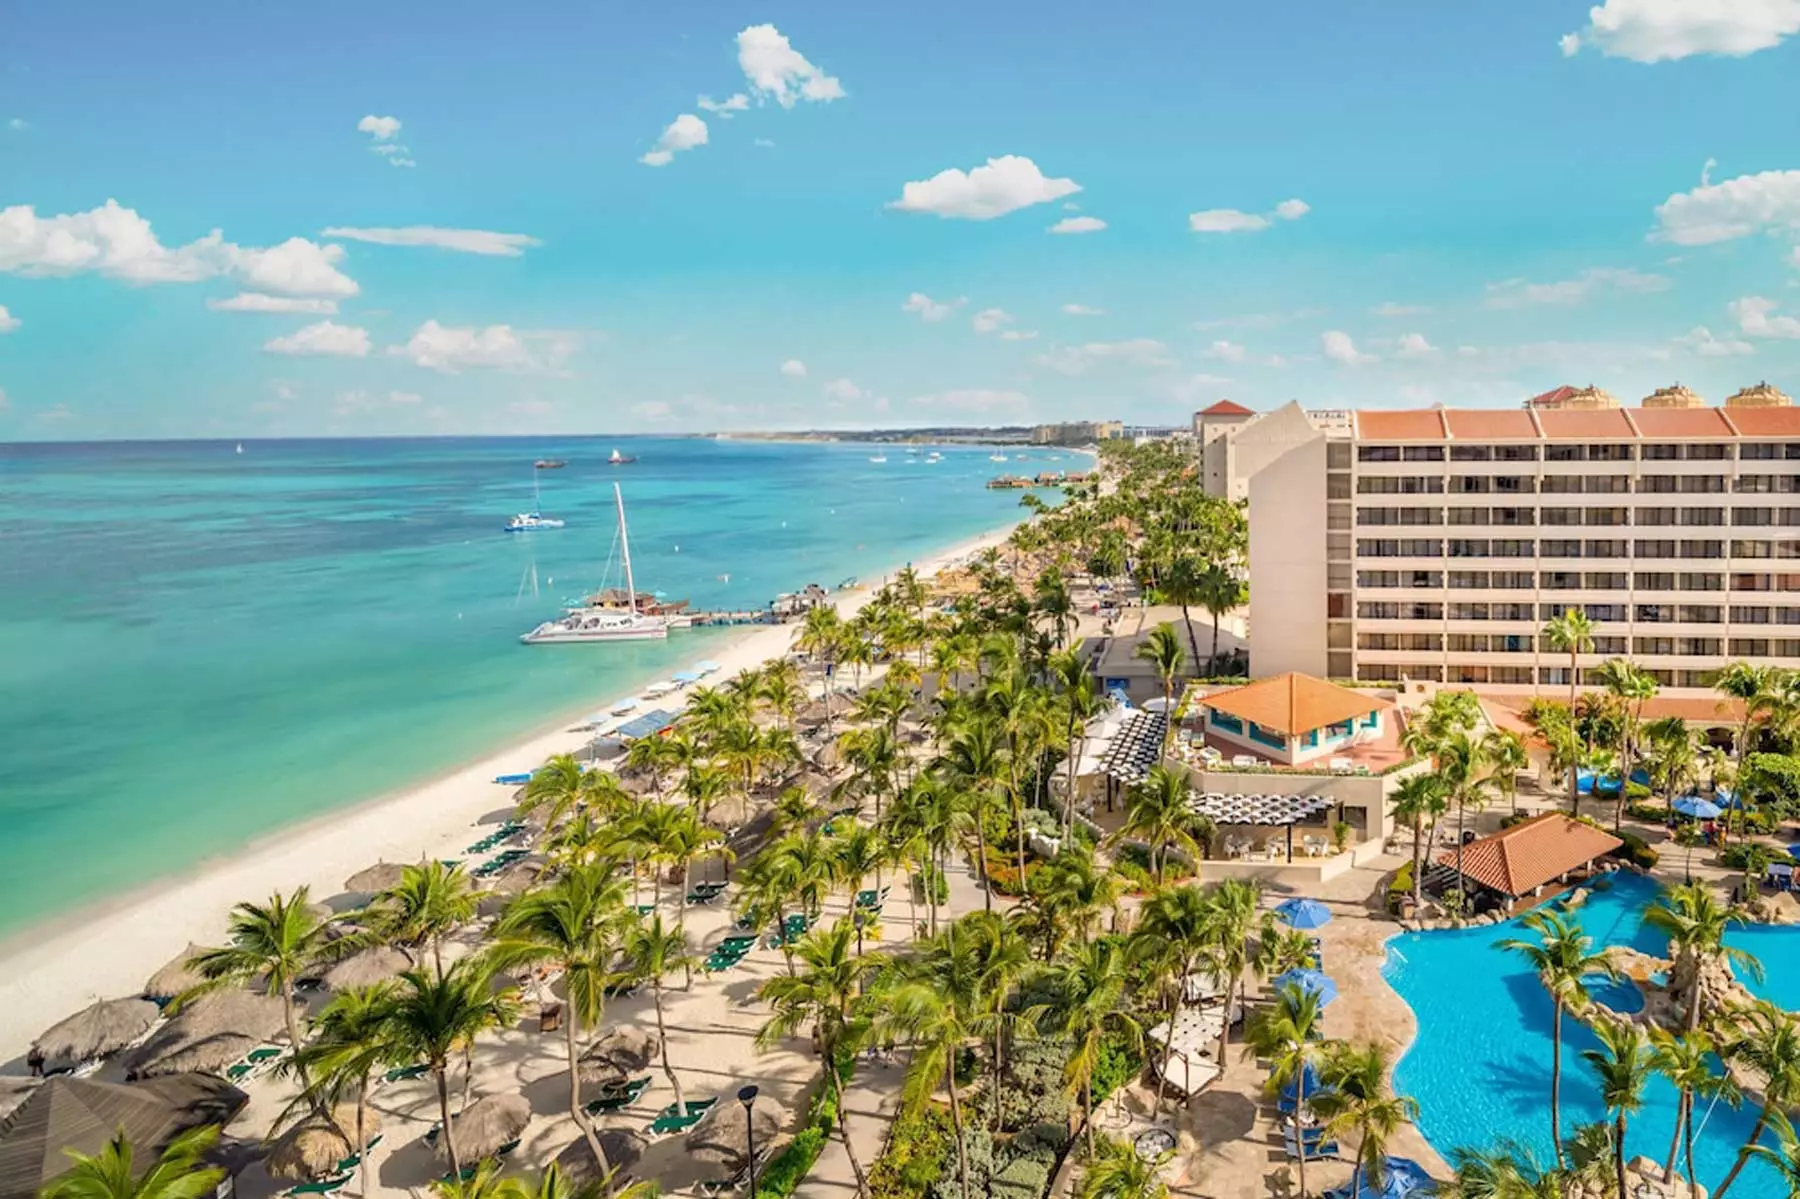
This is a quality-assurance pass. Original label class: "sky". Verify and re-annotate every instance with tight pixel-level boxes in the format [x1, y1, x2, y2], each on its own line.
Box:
[2, 0, 1800, 440]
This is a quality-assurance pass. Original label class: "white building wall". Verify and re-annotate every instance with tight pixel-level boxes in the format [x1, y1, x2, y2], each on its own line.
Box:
[1241, 404, 1330, 676]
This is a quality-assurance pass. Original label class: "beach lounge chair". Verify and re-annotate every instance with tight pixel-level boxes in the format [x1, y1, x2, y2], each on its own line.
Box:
[1284, 1130, 1338, 1159]
[286, 1175, 351, 1197]
[383, 1063, 430, 1083]
[585, 1076, 651, 1115]
[604, 981, 640, 1000]
[647, 1103, 712, 1137]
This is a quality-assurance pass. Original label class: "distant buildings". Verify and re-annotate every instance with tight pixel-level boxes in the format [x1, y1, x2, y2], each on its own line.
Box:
[1029, 420, 1125, 445]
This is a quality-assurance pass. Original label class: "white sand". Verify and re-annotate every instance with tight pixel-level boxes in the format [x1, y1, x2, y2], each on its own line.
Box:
[0, 523, 1017, 1063]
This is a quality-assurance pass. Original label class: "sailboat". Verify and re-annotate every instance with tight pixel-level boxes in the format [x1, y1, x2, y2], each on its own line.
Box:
[504, 466, 565, 532]
[520, 484, 668, 643]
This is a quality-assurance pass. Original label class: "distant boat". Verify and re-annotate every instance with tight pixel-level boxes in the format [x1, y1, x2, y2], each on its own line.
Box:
[869, 454, 887, 464]
[520, 484, 668, 643]
[235, 443, 243, 455]
[504, 468, 564, 533]
[989, 453, 1008, 462]
[535, 459, 566, 469]
[608, 449, 637, 465]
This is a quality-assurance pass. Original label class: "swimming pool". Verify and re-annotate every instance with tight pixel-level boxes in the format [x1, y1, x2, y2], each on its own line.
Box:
[1383, 872, 1800, 1198]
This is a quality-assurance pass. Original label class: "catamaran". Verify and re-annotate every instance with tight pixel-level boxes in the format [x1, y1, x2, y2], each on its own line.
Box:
[608, 448, 637, 465]
[520, 484, 667, 643]
[504, 466, 564, 532]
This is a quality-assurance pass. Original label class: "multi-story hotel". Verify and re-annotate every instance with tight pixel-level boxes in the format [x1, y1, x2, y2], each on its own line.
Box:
[1210, 385, 1800, 692]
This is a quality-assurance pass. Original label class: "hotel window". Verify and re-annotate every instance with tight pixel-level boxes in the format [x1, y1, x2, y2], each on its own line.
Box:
[1403, 571, 1443, 588]
[1540, 667, 1575, 686]
[1591, 445, 1634, 462]
[1592, 636, 1628, 654]
[1741, 443, 1780, 460]
[1446, 634, 1488, 653]
[1541, 508, 1582, 527]
[1543, 572, 1581, 590]
[1685, 444, 1729, 461]
[1449, 476, 1491, 494]
[1328, 593, 1351, 619]
[1450, 445, 1492, 462]
[1494, 633, 1533, 653]
[1680, 507, 1725, 525]
[1585, 508, 1628, 526]
[1492, 476, 1534, 494]
[1586, 476, 1631, 494]
[1400, 602, 1444, 619]
[1636, 540, 1676, 558]
[1637, 508, 1677, 526]
[1541, 539, 1582, 558]
[1734, 508, 1775, 527]
[1679, 572, 1724, 591]
[1585, 540, 1628, 558]
[1635, 637, 1676, 655]
[1585, 572, 1628, 589]
[1358, 602, 1401, 619]
[1732, 573, 1772, 592]
[1731, 606, 1772, 624]
[1677, 670, 1714, 687]
[1582, 604, 1628, 622]
[1638, 476, 1679, 494]
[1403, 445, 1445, 461]
[1494, 602, 1535, 620]
[1731, 638, 1772, 657]
[1546, 445, 1586, 462]
[1491, 666, 1535, 684]
[1678, 476, 1725, 494]
[1641, 444, 1681, 461]
[1357, 570, 1400, 588]
[1448, 539, 1489, 558]
[1680, 540, 1724, 559]
[1399, 540, 1442, 557]
[1493, 507, 1535, 526]
[1327, 443, 1352, 469]
[1449, 602, 1489, 620]
[1677, 638, 1723, 655]
[1358, 445, 1402, 462]
[1634, 573, 1675, 590]
[1782, 510, 1800, 526]
[1495, 445, 1539, 462]
[1679, 605, 1722, 623]
[1448, 571, 1489, 589]
[1733, 540, 1774, 559]
[1447, 507, 1489, 526]
[1491, 571, 1535, 589]
[1637, 604, 1676, 623]
[1778, 573, 1800, 592]
[1329, 475, 1354, 501]
[1492, 539, 1535, 558]
[1541, 476, 1583, 494]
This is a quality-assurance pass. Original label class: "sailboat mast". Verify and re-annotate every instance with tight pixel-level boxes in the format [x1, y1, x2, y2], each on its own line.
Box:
[532, 466, 542, 513]
[615, 483, 640, 616]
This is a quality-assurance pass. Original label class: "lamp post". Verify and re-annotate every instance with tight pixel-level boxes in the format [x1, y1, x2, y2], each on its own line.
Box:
[738, 1084, 760, 1195]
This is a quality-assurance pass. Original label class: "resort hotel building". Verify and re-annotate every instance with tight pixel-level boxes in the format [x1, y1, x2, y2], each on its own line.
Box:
[1194, 384, 1800, 693]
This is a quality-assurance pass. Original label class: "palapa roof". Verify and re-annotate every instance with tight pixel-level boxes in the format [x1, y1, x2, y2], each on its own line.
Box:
[1201, 673, 1390, 736]
[0, 1075, 246, 1199]
[143, 944, 209, 1002]
[31, 998, 160, 1073]
[1434, 813, 1621, 898]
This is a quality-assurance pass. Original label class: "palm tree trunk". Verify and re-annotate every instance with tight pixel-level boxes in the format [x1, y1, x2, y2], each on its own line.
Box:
[832, 1061, 869, 1199]
[356, 1078, 371, 1199]
[278, 980, 323, 1114]
[1712, 1108, 1771, 1199]
[652, 981, 687, 1117]
[946, 1063, 972, 1199]
[1664, 1089, 1687, 1185]
[1409, 817, 1425, 910]
[566, 1009, 615, 1194]
[1210, 611, 1222, 675]
[435, 1065, 461, 1180]
[1084, 1077, 1097, 1157]
[1179, 604, 1202, 670]
[1551, 1002, 1565, 1168]
[1294, 1072, 1308, 1199]
[1615, 1113, 1629, 1199]
[971, 815, 993, 912]
[1683, 1101, 1699, 1199]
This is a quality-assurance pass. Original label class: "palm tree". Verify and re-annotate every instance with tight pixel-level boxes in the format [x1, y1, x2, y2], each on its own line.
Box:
[1440, 1142, 1569, 1199]
[1594, 657, 1658, 831]
[383, 961, 520, 1180]
[621, 913, 700, 1117]
[185, 887, 334, 1103]
[1389, 773, 1448, 912]
[1436, 730, 1490, 912]
[374, 861, 476, 977]
[1050, 649, 1106, 845]
[1244, 984, 1330, 1199]
[289, 983, 398, 1198]
[1497, 908, 1617, 1165]
[1200, 879, 1262, 1065]
[1714, 661, 1774, 759]
[1645, 882, 1764, 1030]
[523, 754, 609, 829]
[1744, 1110, 1800, 1199]
[488, 864, 632, 1182]
[940, 714, 1015, 895]
[1112, 765, 1206, 884]
[960, 910, 1034, 1130]
[1714, 1001, 1800, 1199]
[1015, 846, 1123, 961]
[1541, 609, 1594, 711]
[1194, 562, 1247, 675]
[487, 1163, 658, 1199]
[1482, 730, 1530, 817]
[831, 824, 889, 955]
[756, 920, 889, 1199]
[1078, 1136, 1170, 1199]
[1134, 624, 1186, 739]
[1031, 938, 1142, 1155]
[1312, 1042, 1420, 1198]
[876, 954, 980, 1199]
[40, 1126, 225, 1199]
[1580, 1019, 1654, 1199]
[1650, 1026, 1739, 1196]
[1157, 556, 1208, 669]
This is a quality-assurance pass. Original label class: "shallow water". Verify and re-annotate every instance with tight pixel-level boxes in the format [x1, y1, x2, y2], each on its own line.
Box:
[1384, 872, 1798, 1197]
[0, 436, 1063, 938]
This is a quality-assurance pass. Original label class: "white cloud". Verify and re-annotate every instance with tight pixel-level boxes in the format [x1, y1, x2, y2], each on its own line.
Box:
[910, 389, 1030, 414]
[6, 118, 25, 132]
[389, 390, 423, 404]
[902, 292, 962, 322]
[0, 201, 358, 297]
[357, 115, 401, 142]
[1730, 295, 1800, 338]
[1201, 339, 1247, 363]
[972, 307, 1013, 334]
[263, 320, 371, 357]
[736, 24, 845, 107]
[1061, 303, 1105, 316]
[1048, 216, 1107, 235]
[697, 93, 750, 117]
[320, 226, 541, 257]
[1562, 0, 1800, 61]
[1188, 198, 1309, 234]
[1394, 332, 1439, 360]
[640, 114, 708, 167]
[1483, 266, 1670, 308]
[1652, 169, 1800, 246]
[999, 330, 1039, 341]
[1321, 330, 1374, 365]
[823, 378, 864, 402]
[1678, 325, 1756, 356]
[889, 155, 1080, 221]
[1560, 32, 1584, 55]
[1038, 338, 1173, 375]
[388, 320, 570, 373]
[1372, 301, 1430, 317]
[208, 293, 338, 314]
[780, 359, 807, 377]
[0, 304, 17, 332]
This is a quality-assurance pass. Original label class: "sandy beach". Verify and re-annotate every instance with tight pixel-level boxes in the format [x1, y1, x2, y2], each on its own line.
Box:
[0, 521, 1018, 1066]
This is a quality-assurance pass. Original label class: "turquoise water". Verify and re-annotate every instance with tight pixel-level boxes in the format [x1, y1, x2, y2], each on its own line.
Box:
[0, 436, 1066, 939]
[1384, 872, 1799, 1198]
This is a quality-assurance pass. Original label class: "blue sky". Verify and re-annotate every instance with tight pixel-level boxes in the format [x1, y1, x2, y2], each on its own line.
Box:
[2, 0, 1799, 440]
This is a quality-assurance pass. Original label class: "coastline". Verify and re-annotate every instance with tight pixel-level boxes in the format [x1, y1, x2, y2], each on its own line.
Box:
[0, 520, 1019, 1064]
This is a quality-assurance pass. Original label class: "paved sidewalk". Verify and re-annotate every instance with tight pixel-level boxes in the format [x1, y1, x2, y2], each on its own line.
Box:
[793, 1055, 905, 1198]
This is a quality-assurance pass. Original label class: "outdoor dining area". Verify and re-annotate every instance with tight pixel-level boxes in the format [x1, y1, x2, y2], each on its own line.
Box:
[1190, 790, 1339, 863]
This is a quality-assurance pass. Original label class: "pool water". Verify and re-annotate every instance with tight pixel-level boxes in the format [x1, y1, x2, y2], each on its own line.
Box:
[1384, 873, 1800, 1198]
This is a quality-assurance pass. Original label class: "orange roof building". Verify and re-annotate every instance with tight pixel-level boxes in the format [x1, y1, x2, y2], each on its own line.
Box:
[1199, 673, 1393, 765]
[1433, 813, 1621, 901]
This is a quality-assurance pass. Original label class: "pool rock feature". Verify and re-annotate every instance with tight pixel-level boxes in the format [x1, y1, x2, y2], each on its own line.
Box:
[1743, 890, 1800, 926]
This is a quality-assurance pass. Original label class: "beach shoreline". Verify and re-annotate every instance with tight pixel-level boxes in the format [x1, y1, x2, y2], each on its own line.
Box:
[0, 520, 1018, 1063]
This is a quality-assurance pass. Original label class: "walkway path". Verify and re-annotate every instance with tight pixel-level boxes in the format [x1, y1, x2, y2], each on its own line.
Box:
[793, 1055, 904, 1199]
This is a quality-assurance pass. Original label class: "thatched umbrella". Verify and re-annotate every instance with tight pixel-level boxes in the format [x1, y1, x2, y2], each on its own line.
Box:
[794, 770, 838, 798]
[616, 771, 659, 797]
[553, 1129, 647, 1186]
[30, 997, 160, 1073]
[483, 859, 547, 896]
[343, 862, 406, 894]
[443, 1093, 530, 1162]
[322, 947, 412, 991]
[127, 990, 285, 1078]
[685, 1096, 789, 1171]
[143, 944, 209, 1002]
[577, 1027, 659, 1085]
[810, 741, 842, 771]
[266, 1105, 380, 1181]
[702, 795, 755, 831]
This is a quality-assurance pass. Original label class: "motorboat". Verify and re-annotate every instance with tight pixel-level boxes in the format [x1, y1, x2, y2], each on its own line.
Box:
[608, 448, 637, 465]
[534, 459, 566, 469]
[868, 454, 887, 463]
[505, 512, 565, 532]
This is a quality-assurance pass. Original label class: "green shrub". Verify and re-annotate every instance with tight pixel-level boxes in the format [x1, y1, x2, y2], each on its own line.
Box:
[1722, 843, 1797, 870]
[1090, 1031, 1145, 1102]
[869, 1109, 949, 1199]
[1626, 801, 1671, 823]
[1609, 829, 1659, 870]
[989, 1156, 1050, 1199]
[1386, 862, 1415, 913]
[1498, 812, 1533, 830]
[751, 1058, 851, 1198]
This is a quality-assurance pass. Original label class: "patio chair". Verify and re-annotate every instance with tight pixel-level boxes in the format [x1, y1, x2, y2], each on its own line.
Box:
[1284, 1129, 1338, 1159]
[586, 1076, 652, 1114]
[286, 1176, 352, 1197]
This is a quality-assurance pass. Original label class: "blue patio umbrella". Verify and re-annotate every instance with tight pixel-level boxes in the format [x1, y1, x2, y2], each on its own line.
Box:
[1277, 1061, 1324, 1113]
[1326, 1156, 1436, 1199]
[1715, 786, 1745, 810]
[694, 659, 721, 673]
[1787, 843, 1800, 860]
[1672, 795, 1722, 820]
[671, 670, 702, 683]
[1271, 967, 1338, 1006]
[1275, 897, 1333, 930]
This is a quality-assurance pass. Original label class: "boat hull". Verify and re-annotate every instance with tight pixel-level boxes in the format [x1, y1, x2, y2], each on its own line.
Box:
[520, 624, 669, 644]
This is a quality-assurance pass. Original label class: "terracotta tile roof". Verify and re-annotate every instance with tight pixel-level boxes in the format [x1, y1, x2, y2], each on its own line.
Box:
[1434, 813, 1622, 898]
[1724, 408, 1800, 438]
[1200, 673, 1391, 736]
[1355, 410, 1448, 441]
[1528, 386, 1579, 408]
[1474, 689, 1745, 728]
[1535, 409, 1637, 441]
[1200, 399, 1253, 416]
[1444, 410, 1538, 440]
[1630, 407, 1736, 440]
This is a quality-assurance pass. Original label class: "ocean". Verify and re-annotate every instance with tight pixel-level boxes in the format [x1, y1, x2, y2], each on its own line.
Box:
[0, 436, 1068, 940]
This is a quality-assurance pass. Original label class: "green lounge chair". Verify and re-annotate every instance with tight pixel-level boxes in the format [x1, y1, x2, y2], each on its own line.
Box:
[247, 1046, 282, 1064]
[286, 1176, 351, 1197]
[655, 1096, 717, 1119]
[647, 1109, 707, 1137]
[585, 1076, 651, 1114]
[384, 1063, 430, 1083]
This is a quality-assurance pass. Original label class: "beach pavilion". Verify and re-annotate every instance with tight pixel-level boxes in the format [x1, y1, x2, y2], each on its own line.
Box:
[1189, 789, 1338, 862]
[1428, 812, 1622, 910]
[1197, 673, 1391, 768]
